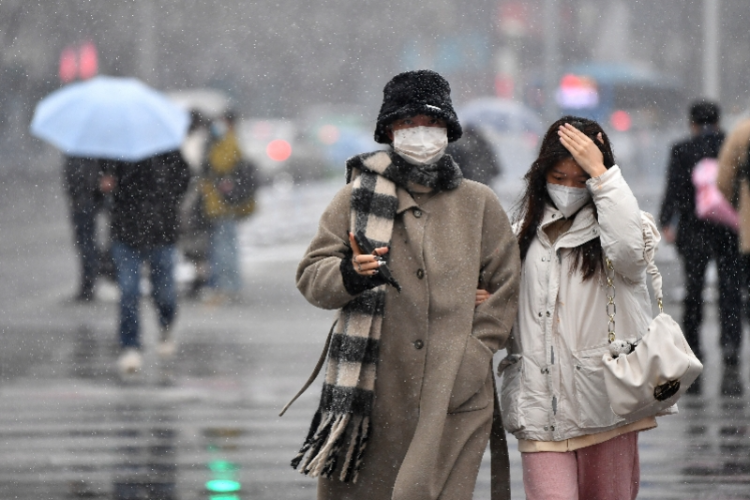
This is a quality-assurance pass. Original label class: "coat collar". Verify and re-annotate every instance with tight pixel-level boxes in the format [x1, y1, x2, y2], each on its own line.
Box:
[538, 203, 600, 250]
[396, 186, 420, 214]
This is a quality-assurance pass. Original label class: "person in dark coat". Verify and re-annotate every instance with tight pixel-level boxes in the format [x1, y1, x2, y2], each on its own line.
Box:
[100, 150, 191, 375]
[63, 155, 104, 301]
[445, 124, 502, 185]
[659, 100, 742, 395]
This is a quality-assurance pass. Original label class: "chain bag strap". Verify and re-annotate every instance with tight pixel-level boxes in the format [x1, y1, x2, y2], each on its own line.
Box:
[602, 255, 703, 418]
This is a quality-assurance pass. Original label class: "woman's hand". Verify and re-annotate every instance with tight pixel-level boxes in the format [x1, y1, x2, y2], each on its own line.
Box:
[558, 123, 607, 178]
[476, 289, 490, 306]
[349, 232, 389, 276]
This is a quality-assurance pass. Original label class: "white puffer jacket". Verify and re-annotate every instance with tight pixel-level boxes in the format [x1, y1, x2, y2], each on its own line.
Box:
[500, 165, 661, 442]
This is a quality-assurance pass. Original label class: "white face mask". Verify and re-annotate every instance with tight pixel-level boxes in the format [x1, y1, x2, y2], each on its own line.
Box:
[546, 183, 591, 219]
[392, 126, 448, 165]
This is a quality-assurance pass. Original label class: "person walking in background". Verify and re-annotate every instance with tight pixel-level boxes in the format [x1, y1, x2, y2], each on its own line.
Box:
[291, 70, 520, 500]
[200, 110, 257, 304]
[445, 124, 502, 185]
[717, 110, 750, 396]
[659, 101, 742, 396]
[100, 150, 190, 375]
[63, 155, 104, 302]
[496, 118, 662, 499]
[179, 110, 213, 298]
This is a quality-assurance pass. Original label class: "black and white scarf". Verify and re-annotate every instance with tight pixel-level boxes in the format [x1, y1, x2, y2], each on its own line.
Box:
[291, 150, 462, 482]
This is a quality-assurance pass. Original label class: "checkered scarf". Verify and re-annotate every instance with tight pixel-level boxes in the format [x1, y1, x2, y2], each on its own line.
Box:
[291, 150, 461, 482]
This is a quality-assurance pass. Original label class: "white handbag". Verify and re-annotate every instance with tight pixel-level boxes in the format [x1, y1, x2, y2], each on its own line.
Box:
[601, 257, 703, 420]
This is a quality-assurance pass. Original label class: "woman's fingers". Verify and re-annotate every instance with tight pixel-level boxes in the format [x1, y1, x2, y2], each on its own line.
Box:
[558, 123, 606, 177]
[349, 232, 389, 275]
[475, 289, 490, 306]
[353, 256, 381, 275]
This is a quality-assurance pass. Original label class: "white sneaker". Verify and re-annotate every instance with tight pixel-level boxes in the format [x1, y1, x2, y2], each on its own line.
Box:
[157, 328, 176, 358]
[117, 348, 143, 375]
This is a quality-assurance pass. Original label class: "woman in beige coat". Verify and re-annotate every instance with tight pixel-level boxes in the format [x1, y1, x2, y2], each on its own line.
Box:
[493, 117, 662, 499]
[292, 70, 520, 500]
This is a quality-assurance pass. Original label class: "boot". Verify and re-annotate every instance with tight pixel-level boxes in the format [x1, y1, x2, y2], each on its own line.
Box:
[721, 356, 743, 397]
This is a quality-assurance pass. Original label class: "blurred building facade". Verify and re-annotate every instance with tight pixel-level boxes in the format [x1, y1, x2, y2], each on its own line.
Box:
[2, 0, 750, 169]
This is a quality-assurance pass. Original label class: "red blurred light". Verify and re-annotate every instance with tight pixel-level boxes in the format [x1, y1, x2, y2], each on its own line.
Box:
[78, 42, 98, 80]
[610, 110, 631, 132]
[59, 47, 77, 83]
[267, 139, 292, 162]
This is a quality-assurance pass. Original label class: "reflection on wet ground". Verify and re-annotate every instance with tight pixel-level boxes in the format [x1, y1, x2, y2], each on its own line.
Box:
[0, 321, 318, 500]
[675, 399, 750, 497]
[3, 324, 750, 500]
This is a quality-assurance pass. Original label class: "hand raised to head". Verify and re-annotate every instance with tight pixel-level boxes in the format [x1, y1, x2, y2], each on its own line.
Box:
[558, 123, 607, 178]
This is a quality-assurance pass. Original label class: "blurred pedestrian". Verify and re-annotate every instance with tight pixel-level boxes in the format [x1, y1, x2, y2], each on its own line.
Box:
[62, 155, 104, 301]
[445, 124, 502, 185]
[179, 110, 212, 298]
[717, 108, 750, 396]
[200, 110, 257, 303]
[100, 150, 191, 375]
[497, 118, 661, 499]
[659, 100, 741, 396]
[291, 70, 520, 499]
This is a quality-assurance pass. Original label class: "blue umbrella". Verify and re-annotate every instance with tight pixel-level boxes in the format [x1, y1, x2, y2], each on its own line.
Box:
[30, 76, 189, 161]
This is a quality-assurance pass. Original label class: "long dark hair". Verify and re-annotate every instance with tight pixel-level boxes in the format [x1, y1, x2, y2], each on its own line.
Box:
[514, 116, 616, 281]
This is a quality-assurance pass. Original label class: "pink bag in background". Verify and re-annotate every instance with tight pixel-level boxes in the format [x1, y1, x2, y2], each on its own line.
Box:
[692, 158, 739, 231]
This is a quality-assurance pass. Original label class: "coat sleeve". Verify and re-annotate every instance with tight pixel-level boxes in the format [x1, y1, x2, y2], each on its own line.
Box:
[472, 192, 521, 353]
[296, 184, 360, 310]
[587, 165, 648, 283]
[658, 144, 682, 228]
[717, 121, 750, 205]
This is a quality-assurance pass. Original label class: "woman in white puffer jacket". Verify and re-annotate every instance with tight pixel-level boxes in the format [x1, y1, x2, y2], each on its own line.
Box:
[495, 117, 662, 500]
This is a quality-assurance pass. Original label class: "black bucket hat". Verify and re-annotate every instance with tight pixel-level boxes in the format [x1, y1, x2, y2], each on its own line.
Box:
[374, 70, 462, 144]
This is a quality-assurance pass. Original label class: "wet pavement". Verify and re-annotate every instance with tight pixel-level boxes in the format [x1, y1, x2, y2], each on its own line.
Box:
[2, 171, 750, 499]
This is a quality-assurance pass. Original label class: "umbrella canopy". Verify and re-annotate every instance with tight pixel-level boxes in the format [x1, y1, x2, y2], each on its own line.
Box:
[458, 97, 544, 135]
[30, 76, 190, 161]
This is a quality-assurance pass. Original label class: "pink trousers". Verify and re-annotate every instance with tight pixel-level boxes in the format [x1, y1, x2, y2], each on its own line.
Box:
[521, 431, 640, 500]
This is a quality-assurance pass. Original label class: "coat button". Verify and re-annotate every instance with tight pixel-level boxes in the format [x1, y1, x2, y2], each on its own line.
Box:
[414, 209, 422, 218]
[550, 425, 555, 431]
[414, 339, 424, 349]
[416, 269, 425, 279]
[546, 311, 551, 317]
[538, 312, 542, 317]
[543, 426, 549, 431]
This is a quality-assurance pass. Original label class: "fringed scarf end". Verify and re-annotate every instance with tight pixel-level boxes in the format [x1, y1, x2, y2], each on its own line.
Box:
[291, 411, 369, 483]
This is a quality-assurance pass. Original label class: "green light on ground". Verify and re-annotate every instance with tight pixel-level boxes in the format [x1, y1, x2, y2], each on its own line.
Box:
[206, 479, 241, 493]
[208, 460, 238, 473]
[209, 495, 240, 500]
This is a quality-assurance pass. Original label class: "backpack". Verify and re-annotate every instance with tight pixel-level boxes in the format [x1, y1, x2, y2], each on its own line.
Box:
[692, 157, 739, 231]
[213, 160, 257, 206]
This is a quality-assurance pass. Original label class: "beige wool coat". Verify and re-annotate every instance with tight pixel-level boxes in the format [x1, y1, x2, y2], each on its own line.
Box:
[296, 176, 520, 500]
[717, 118, 750, 253]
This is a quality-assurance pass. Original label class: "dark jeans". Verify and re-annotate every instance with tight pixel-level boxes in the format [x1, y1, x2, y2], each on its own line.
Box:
[71, 209, 99, 295]
[112, 241, 177, 349]
[679, 230, 742, 362]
